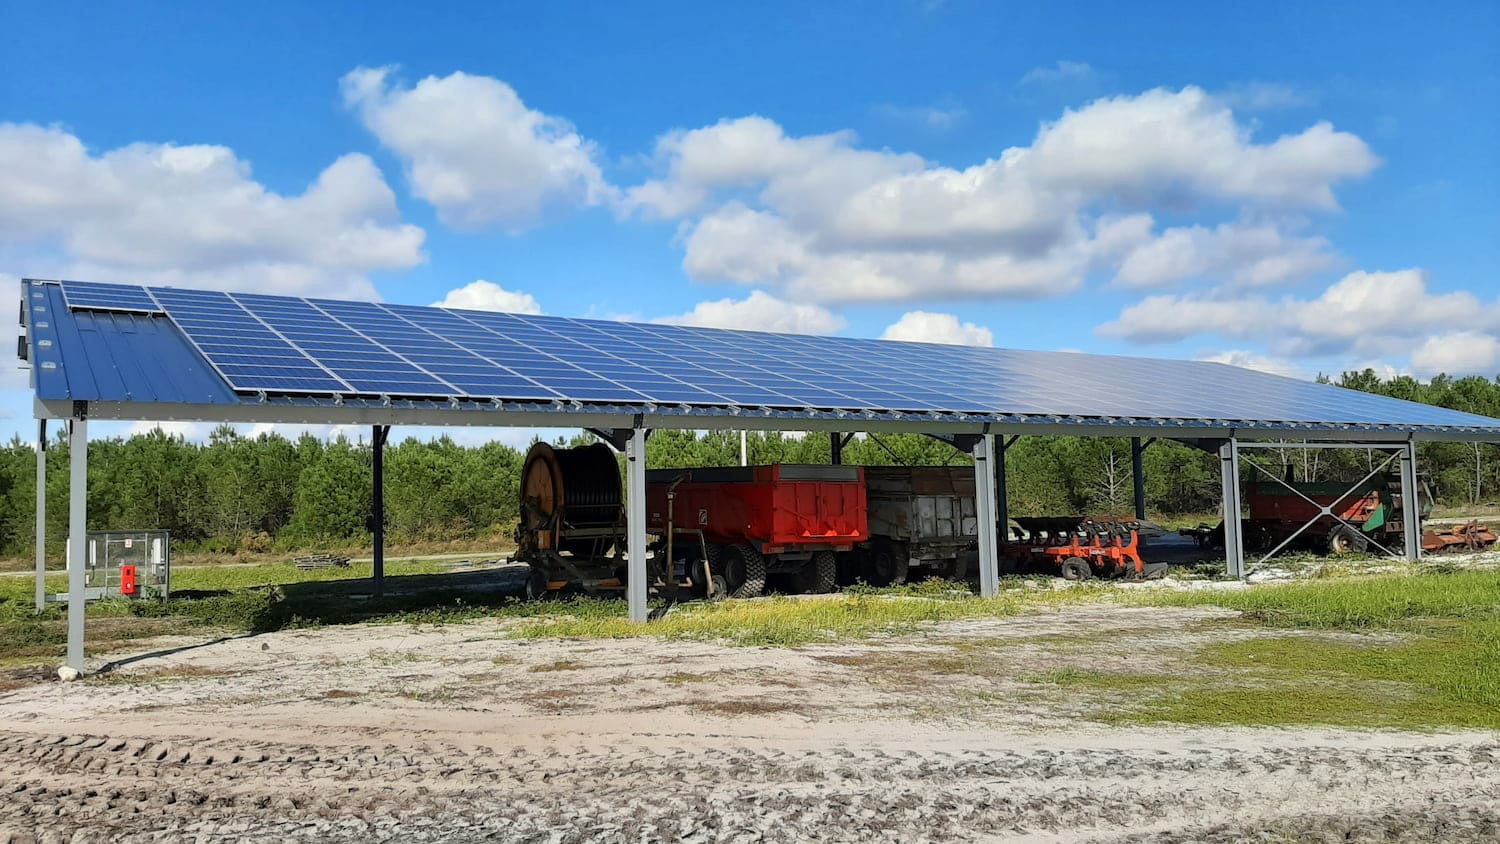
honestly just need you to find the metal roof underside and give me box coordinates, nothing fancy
[18,278,1500,442]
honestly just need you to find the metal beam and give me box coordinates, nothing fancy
[66,414,87,673]
[830,431,843,465]
[38,397,1498,444]
[371,424,390,598]
[1131,437,1147,521]
[34,419,46,612]
[996,434,1011,542]
[1400,440,1422,562]
[972,434,999,597]
[1219,439,1245,579]
[626,426,649,623]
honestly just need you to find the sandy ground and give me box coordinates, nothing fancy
[1,602,1497,843]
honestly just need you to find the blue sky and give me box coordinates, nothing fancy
[1,1,1497,445]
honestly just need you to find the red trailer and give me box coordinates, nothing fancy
[647,465,867,598]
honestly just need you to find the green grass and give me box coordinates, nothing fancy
[508,585,1097,646]
[1093,569,1500,729]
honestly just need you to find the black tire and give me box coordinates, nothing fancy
[1060,557,1093,581]
[525,566,552,601]
[791,551,839,594]
[1327,525,1370,555]
[690,544,723,597]
[861,540,909,587]
[721,543,766,599]
[709,574,730,601]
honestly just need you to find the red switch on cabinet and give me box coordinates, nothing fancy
[119,565,137,596]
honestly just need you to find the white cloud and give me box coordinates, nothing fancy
[653,290,845,334]
[1020,61,1097,86]
[880,311,993,346]
[871,103,967,130]
[0,122,425,299]
[1114,221,1337,289]
[1410,332,1500,377]
[1218,82,1314,111]
[1101,269,1498,371]
[341,66,612,229]
[1196,350,1312,380]
[432,279,543,314]
[624,87,1377,305]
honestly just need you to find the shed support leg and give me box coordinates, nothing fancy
[1219,439,1244,579]
[1131,437,1147,521]
[67,416,87,673]
[973,434,999,598]
[830,432,843,465]
[996,436,1011,543]
[372,425,389,598]
[1400,441,1422,562]
[35,419,47,612]
[627,426,649,623]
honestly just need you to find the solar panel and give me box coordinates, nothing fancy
[38,278,1500,433]
[58,280,161,313]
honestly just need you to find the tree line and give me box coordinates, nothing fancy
[0,369,1495,559]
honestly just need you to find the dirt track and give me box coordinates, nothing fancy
[1,604,1497,842]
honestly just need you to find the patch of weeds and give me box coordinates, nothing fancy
[529,659,584,672]
[320,689,362,700]
[1023,667,1170,689]
[368,649,427,666]
[693,698,805,717]
[509,589,1097,647]
[93,664,233,685]
[515,687,585,714]
[662,671,716,684]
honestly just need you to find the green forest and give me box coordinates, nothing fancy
[1,370,1497,560]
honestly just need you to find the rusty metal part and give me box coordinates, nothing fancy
[1421,520,1498,553]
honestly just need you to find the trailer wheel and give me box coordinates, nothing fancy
[690,544,723,597]
[790,551,839,594]
[861,540,910,587]
[1060,557,1093,581]
[1327,525,1370,555]
[722,543,766,599]
[525,566,553,601]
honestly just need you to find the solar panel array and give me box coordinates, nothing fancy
[41,279,1500,430]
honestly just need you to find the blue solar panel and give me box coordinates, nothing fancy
[58,280,161,313]
[37,278,1500,434]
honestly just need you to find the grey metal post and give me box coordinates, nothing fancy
[830,432,843,465]
[995,436,1009,543]
[626,426,649,622]
[972,434,999,597]
[371,425,388,597]
[35,419,46,612]
[67,416,87,672]
[1400,441,1422,561]
[1219,439,1244,579]
[1131,437,1147,521]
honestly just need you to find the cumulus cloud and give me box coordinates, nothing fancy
[652,290,845,334]
[1217,82,1315,111]
[1114,222,1338,289]
[880,311,993,346]
[432,279,543,314]
[341,66,612,229]
[1100,269,1497,365]
[624,87,1377,305]
[1410,331,1500,377]
[0,123,425,298]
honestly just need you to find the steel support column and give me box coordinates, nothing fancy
[830,431,843,465]
[1219,439,1245,579]
[35,419,46,612]
[66,415,87,673]
[1131,437,1147,521]
[626,426,649,622]
[972,434,999,597]
[1400,440,1422,561]
[996,435,1015,542]
[371,425,390,597]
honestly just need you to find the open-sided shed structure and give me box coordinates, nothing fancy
[21,278,1500,671]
